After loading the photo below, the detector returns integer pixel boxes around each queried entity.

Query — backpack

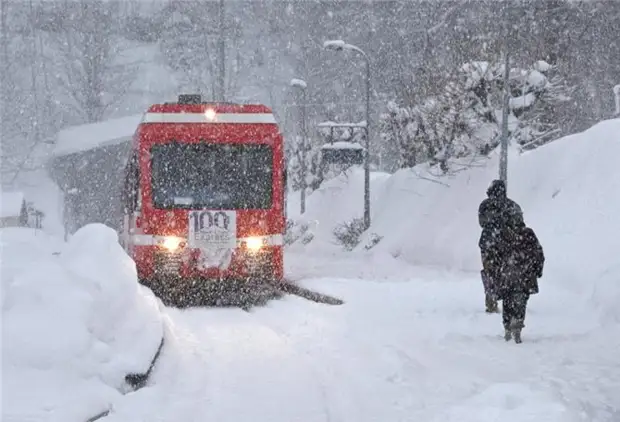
[521,227,545,278]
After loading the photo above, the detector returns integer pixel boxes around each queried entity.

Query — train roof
[142,95,277,125]
[146,94,273,115]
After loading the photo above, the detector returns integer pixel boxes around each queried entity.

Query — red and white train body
[120,96,286,284]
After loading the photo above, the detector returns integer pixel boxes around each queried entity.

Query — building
[47,114,143,235]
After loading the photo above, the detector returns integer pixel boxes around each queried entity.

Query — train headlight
[205,108,216,121]
[160,236,184,252]
[245,236,264,252]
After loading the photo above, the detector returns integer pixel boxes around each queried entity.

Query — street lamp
[290,78,308,214]
[323,39,371,230]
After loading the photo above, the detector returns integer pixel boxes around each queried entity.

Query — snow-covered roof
[321,141,364,150]
[317,120,367,128]
[290,78,308,89]
[53,114,144,157]
[1,191,25,218]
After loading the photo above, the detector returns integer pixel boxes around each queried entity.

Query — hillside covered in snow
[288,117,620,325]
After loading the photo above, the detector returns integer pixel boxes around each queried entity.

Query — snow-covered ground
[31,252,619,422]
[2,118,620,421]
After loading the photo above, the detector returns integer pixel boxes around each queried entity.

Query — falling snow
[2,2,620,422]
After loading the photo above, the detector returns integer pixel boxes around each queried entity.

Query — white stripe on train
[130,233,284,247]
[142,112,277,124]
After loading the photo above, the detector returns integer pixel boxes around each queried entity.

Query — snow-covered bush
[285,218,308,245]
[333,217,365,251]
[284,218,316,246]
[363,232,384,250]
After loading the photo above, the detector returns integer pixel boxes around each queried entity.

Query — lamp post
[217,0,226,102]
[290,78,308,214]
[323,39,371,230]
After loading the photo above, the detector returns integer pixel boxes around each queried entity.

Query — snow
[4,119,620,422]
[461,61,494,84]
[0,191,24,218]
[289,78,307,89]
[614,84,620,115]
[510,92,536,110]
[289,118,620,326]
[318,120,367,128]
[533,60,551,73]
[323,39,346,50]
[321,141,364,150]
[91,264,619,422]
[1,224,164,422]
[525,69,547,89]
[52,114,143,157]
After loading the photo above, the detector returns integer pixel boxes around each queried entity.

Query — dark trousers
[502,292,529,329]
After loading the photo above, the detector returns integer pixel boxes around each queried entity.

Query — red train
[119,95,286,296]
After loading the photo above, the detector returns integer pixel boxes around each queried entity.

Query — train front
[132,102,286,286]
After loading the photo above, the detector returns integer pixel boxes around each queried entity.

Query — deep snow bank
[1,224,164,422]
[289,118,620,324]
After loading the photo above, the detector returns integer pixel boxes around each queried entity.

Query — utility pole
[300,92,308,214]
[217,0,226,102]
[363,56,371,230]
[499,51,510,187]
[499,7,511,189]
[1,0,9,145]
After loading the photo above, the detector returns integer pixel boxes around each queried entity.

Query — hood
[487,179,506,198]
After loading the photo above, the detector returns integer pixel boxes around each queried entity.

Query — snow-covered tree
[286,135,323,193]
[158,1,243,99]
[509,61,574,150]
[43,0,140,124]
[381,58,574,171]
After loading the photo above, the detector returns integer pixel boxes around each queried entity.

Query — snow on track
[105,307,333,422]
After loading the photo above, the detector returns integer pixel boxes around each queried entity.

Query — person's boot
[485,295,499,313]
[504,326,512,341]
[510,319,524,344]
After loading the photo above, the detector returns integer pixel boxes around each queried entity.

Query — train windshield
[151,142,273,209]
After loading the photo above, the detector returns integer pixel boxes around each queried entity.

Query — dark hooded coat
[478,180,523,280]
[494,212,545,299]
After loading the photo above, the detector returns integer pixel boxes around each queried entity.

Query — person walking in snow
[494,210,545,343]
[478,179,523,313]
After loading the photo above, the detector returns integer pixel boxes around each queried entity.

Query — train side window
[123,152,140,213]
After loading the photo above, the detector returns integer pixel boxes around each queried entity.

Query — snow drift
[288,118,620,324]
[1,224,164,422]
